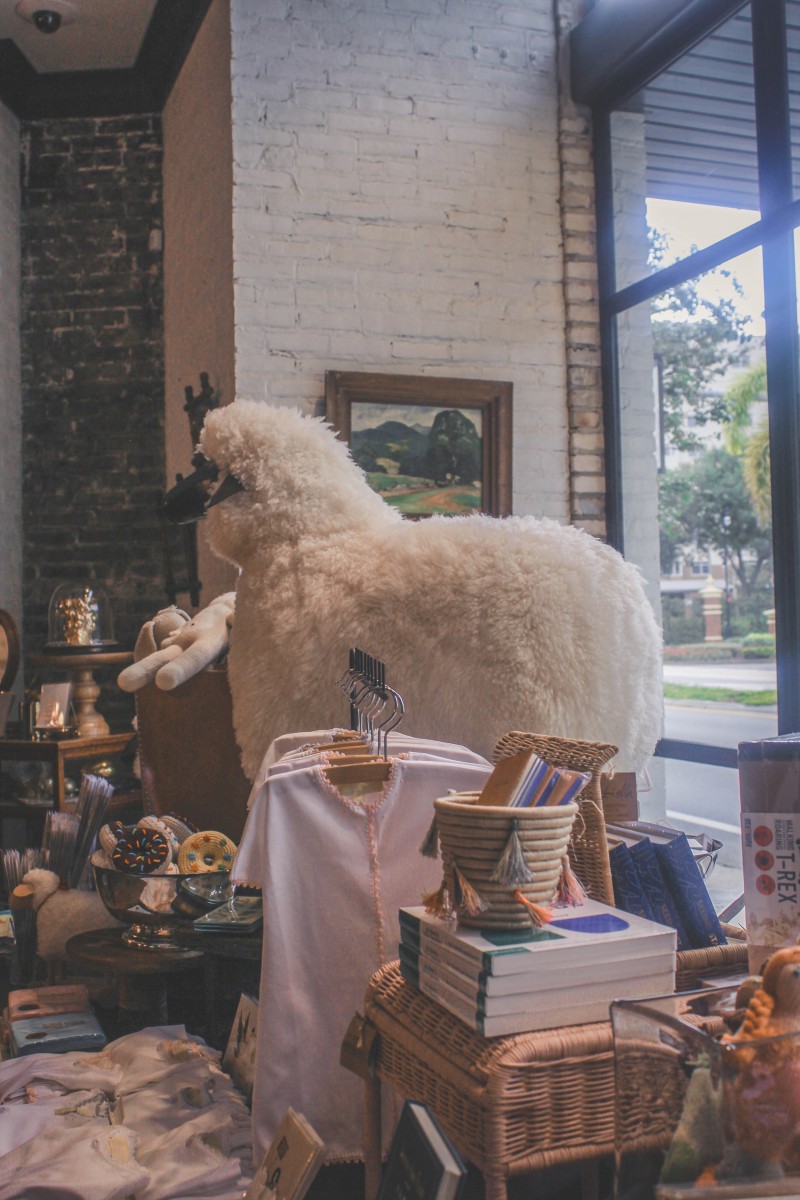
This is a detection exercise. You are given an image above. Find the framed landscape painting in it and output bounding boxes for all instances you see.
[324,371,512,517]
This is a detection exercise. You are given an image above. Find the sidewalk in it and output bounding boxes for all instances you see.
[663,660,776,691]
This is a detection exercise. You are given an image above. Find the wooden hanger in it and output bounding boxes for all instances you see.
[305,738,373,755]
[323,757,392,785]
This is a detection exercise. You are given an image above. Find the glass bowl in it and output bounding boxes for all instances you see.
[93,866,232,951]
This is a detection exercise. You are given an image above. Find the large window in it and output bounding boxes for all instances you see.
[572,0,800,904]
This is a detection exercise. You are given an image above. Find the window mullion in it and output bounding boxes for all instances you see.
[751,0,800,734]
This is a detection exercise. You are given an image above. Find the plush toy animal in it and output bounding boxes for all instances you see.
[22,868,121,963]
[121,401,662,780]
[724,945,800,1172]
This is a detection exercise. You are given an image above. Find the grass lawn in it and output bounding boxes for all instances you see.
[664,683,777,706]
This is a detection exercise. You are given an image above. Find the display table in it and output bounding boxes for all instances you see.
[357,961,615,1200]
[0,731,137,817]
[66,928,205,1035]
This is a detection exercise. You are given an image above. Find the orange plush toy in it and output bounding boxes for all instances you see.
[723,945,800,1175]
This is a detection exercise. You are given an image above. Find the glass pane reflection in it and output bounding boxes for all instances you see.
[616,249,776,757]
[611,6,758,288]
[661,758,744,917]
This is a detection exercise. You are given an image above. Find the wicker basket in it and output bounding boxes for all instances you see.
[674,922,748,991]
[434,793,578,929]
[492,733,617,906]
[363,960,615,1200]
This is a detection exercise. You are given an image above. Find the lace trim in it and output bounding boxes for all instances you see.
[311,759,403,814]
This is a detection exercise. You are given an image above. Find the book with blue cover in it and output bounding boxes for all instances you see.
[606,822,727,951]
[609,841,657,922]
[652,831,727,949]
[376,1100,466,1200]
[628,837,691,952]
[9,1010,106,1057]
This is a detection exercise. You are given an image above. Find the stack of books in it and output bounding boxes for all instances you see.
[4,984,106,1057]
[478,749,590,809]
[606,821,727,952]
[399,900,677,1037]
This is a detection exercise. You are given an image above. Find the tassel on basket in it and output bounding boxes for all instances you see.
[422,879,452,919]
[418,811,439,859]
[491,819,534,886]
[452,863,489,919]
[514,889,553,928]
[555,855,587,907]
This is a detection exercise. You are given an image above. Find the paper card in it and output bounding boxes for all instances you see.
[36,683,72,729]
[741,811,800,950]
[244,1108,325,1200]
[600,771,639,823]
[222,993,258,1104]
[0,693,14,737]
[339,1011,379,1081]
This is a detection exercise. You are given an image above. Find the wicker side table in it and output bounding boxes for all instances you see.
[359,961,615,1200]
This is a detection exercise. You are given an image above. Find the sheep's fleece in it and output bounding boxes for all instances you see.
[136,401,663,779]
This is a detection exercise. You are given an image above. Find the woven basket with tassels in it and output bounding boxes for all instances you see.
[431,792,578,929]
[492,733,617,908]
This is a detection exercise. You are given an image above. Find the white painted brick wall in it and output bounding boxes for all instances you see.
[0,100,22,656]
[230,0,572,519]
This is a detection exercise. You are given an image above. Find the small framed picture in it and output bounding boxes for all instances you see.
[36,683,73,730]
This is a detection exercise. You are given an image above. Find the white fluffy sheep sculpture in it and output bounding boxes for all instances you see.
[120,400,662,779]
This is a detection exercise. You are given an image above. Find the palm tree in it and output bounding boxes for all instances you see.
[722,361,771,525]
[743,420,771,526]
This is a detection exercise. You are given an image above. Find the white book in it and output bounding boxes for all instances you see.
[401,928,676,996]
[400,898,677,978]
[402,949,675,1018]
[402,941,677,1003]
[404,961,676,1037]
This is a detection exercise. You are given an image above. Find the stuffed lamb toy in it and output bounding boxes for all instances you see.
[120,400,662,779]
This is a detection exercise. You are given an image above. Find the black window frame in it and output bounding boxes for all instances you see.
[573,0,800,766]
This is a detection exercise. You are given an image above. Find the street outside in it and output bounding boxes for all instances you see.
[660,660,776,914]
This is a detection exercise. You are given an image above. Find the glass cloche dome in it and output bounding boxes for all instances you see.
[46,583,118,653]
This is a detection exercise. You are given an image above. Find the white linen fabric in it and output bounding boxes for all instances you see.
[236,750,491,1162]
[0,1028,254,1200]
[0,1050,122,1103]
[0,1091,109,1157]
[234,750,486,889]
[0,1124,147,1200]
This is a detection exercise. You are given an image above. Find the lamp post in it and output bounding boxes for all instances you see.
[722,511,732,640]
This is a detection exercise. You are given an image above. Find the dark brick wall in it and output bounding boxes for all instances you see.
[20,115,166,730]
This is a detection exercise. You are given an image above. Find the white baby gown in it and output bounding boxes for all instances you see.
[233,750,491,1162]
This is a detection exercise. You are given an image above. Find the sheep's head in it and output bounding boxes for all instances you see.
[163,399,398,567]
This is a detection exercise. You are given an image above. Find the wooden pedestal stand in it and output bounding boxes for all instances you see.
[30,651,133,738]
